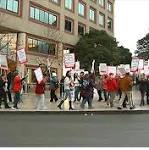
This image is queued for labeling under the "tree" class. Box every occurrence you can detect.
[75,30,132,70]
[135,33,149,60]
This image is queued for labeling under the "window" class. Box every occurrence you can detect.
[99,12,105,27]
[30,5,58,28]
[107,17,113,31]
[78,1,85,17]
[50,0,60,4]
[107,1,112,12]
[98,0,105,7]
[89,7,96,22]
[65,0,73,10]
[0,0,19,14]
[27,37,56,55]
[78,23,85,36]
[65,18,73,33]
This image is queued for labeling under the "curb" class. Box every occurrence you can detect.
[1,109,149,115]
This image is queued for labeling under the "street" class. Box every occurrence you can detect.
[0,113,149,147]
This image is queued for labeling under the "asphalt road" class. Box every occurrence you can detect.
[0,113,149,147]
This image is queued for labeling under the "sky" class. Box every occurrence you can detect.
[114,0,149,54]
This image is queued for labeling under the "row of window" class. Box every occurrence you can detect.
[29,4,113,32]
[0,0,113,32]
[65,17,113,35]
[51,0,113,13]
[30,6,58,27]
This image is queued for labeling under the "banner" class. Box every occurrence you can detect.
[34,67,43,84]
[17,48,27,64]
[131,57,139,72]
[99,63,107,75]
[64,53,75,68]
[0,55,8,70]
[108,66,116,76]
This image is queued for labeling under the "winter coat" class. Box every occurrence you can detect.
[81,79,95,97]
[119,75,133,92]
[139,79,147,92]
[12,75,22,92]
[106,78,118,92]
[50,76,59,90]
[35,80,45,94]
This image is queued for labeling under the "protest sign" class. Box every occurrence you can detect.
[131,57,139,72]
[34,67,43,84]
[118,67,126,75]
[0,55,8,70]
[17,48,27,64]
[124,64,130,73]
[108,66,116,76]
[99,63,107,75]
[138,59,144,70]
[64,53,75,68]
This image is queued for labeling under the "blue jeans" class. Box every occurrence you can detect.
[13,92,20,108]
[80,96,92,109]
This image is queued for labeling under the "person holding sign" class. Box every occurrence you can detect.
[12,71,27,109]
[35,75,48,110]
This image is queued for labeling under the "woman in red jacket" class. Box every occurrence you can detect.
[12,71,26,109]
[35,77,47,110]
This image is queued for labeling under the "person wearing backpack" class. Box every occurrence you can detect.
[50,72,59,102]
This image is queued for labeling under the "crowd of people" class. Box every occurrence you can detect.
[1,67,149,110]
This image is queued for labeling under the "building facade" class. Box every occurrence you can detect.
[0,0,114,83]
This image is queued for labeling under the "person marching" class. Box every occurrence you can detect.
[49,72,59,102]
[117,73,135,110]
[138,74,147,106]
[12,71,27,109]
[106,73,118,107]
[0,73,11,109]
[57,71,74,110]
[35,75,48,110]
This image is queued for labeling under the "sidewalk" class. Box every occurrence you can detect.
[1,87,149,113]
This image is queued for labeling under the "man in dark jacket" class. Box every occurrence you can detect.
[80,73,95,109]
